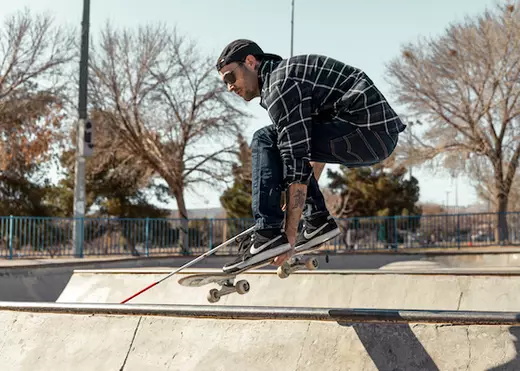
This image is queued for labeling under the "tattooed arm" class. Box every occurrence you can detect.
[284,183,308,246]
[282,162,324,211]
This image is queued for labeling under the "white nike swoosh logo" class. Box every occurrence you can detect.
[303,224,328,240]
[250,236,282,254]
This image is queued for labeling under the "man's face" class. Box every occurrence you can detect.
[219,56,259,101]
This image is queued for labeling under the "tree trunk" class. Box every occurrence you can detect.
[173,189,190,255]
[492,155,511,244]
[495,192,509,244]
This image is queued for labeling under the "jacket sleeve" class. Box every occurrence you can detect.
[264,79,314,189]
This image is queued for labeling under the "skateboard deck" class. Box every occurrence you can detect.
[178,272,237,287]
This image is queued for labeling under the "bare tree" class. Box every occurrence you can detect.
[0,8,75,171]
[88,22,249,248]
[386,2,520,241]
[472,159,520,212]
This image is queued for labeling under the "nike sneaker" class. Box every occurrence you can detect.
[222,228,292,274]
[294,214,341,253]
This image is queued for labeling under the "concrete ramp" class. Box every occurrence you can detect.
[57,268,520,311]
[1,302,520,370]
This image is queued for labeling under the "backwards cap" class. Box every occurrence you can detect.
[216,39,282,70]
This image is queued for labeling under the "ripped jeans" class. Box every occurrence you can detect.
[251,122,400,231]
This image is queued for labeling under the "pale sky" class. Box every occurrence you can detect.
[2,0,503,210]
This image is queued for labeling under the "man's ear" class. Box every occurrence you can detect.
[244,54,257,69]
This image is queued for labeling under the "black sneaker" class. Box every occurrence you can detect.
[223,229,292,274]
[294,214,340,253]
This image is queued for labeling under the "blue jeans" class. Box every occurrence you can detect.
[251,122,400,231]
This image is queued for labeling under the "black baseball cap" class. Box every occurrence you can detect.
[216,39,282,70]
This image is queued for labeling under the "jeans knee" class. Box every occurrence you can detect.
[251,126,277,149]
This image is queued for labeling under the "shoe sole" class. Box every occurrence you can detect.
[294,227,341,254]
[223,243,292,274]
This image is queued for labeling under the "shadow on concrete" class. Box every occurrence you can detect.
[338,321,439,371]
[335,321,520,371]
[487,326,520,371]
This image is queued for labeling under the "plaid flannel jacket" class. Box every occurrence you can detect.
[258,54,406,188]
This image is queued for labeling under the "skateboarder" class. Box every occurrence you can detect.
[216,39,406,274]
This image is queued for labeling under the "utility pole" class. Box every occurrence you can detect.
[73,0,93,257]
[290,0,295,56]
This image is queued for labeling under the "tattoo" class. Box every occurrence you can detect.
[291,189,306,209]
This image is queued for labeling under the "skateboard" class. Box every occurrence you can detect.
[177,254,319,303]
[178,272,250,303]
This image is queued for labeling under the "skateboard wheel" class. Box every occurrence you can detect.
[236,280,250,295]
[277,263,290,279]
[306,257,319,270]
[207,289,220,303]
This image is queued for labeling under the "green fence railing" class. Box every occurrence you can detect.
[1,212,519,259]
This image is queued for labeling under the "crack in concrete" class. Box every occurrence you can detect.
[457,292,464,310]
[119,317,143,371]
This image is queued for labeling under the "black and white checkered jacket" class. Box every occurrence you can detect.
[258,54,406,188]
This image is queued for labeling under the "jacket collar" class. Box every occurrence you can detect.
[258,59,281,107]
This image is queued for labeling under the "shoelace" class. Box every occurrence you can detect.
[236,231,254,252]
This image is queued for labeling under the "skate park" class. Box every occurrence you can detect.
[3,0,520,369]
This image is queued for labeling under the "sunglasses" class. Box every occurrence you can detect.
[222,63,242,86]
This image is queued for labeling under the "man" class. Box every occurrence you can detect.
[216,39,406,274]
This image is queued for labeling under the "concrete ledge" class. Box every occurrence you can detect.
[71,266,520,275]
[1,301,520,325]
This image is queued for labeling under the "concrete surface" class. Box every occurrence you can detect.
[54,267,520,311]
[1,303,520,371]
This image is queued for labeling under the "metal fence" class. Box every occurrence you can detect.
[1,212,519,259]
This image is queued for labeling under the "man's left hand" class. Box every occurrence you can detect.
[273,231,296,266]
[273,249,294,266]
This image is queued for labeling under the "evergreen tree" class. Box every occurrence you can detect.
[327,164,421,248]
[327,164,421,218]
[220,134,253,219]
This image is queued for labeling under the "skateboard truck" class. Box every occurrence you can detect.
[207,277,250,303]
[277,255,319,279]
